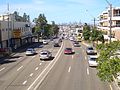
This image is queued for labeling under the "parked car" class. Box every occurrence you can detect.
[42,40,48,45]
[39,50,52,60]
[88,55,98,67]
[26,48,36,56]
[64,48,74,54]
[86,46,97,55]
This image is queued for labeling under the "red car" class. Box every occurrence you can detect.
[64,48,74,54]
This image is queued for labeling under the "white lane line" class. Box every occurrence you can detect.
[23,80,27,85]
[0,67,5,72]
[32,56,35,58]
[35,67,39,71]
[87,68,89,75]
[41,61,44,63]
[30,73,34,77]
[17,66,23,71]
[85,56,87,60]
[39,63,42,66]
[68,66,71,73]
[109,85,113,90]
[27,42,64,90]
[72,55,74,59]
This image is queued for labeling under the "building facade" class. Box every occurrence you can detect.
[0,14,33,51]
[98,7,120,41]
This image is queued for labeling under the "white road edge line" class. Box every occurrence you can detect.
[0,67,5,72]
[109,85,113,90]
[68,66,71,73]
[27,42,64,90]
[30,73,34,77]
[17,66,23,71]
[35,67,39,71]
[87,68,89,75]
[23,80,27,85]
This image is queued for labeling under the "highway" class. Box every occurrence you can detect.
[0,40,114,90]
[36,40,110,90]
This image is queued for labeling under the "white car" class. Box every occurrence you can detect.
[39,50,52,60]
[88,55,98,67]
[26,48,36,56]
[42,40,48,45]
[86,46,97,55]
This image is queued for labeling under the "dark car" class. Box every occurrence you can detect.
[64,48,74,54]
[54,43,60,47]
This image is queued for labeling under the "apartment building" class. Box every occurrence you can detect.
[0,14,33,50]
[98,7,120,41]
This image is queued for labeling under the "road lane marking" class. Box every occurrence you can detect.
[85,56,87,60]
[35,67,39,71]
[109,85,113,90]
[23,80,27,85]
[32,56,35,58]
[39,63,42,65]
[30,73,34,77]
[17,66,23,71]
[0,67,5,72]
[27,42,64,90]
[41,61,44,63]
[72,55,74,59]
[87,68,89,75]
[68,66,71,72]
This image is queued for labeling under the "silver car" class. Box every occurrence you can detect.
[86,46,97,55]
[39,50,52,60]
[26,48,36,56]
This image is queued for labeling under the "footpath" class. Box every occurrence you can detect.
[82,41,120,90]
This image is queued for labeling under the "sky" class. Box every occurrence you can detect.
[0,0,120,24]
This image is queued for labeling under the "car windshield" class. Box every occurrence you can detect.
[90,58,97,61]
[27,49,33,51]
[41,52,48,55]
[88,47,93,50]
[65,48,72,50]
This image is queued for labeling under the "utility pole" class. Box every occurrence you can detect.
[109,4,112,43]
[105,0,112,43]
[7,3,11,53]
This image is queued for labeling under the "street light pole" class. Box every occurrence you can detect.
[105,0,112,43]
[7,3,11,53]
[109,4,112,43]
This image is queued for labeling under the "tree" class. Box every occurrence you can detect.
[83,23,91,40]
[97,41,120,82]
[23,13,28,22]
[51,21,59,37]
[91,28,104,44]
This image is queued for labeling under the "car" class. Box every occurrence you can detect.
[39,50,52,60]
[26,48,36,56]
[88,55,98,67]
[64,48,74,54]
[86,46,97,55]
[54,43,60,47]
[73,42,80,47]
[42,40,48,45]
